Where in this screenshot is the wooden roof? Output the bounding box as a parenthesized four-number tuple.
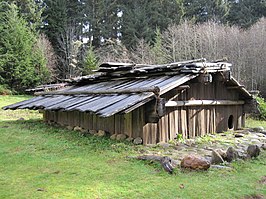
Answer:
(3, 59, 252, 116)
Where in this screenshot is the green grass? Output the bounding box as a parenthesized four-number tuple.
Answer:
(246, 117, 266, 129)
(0, 95, 266, 199)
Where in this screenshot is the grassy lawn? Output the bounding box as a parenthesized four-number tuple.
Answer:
(0, 95, 265, 199)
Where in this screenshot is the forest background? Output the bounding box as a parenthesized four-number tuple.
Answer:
(0, 0, 265, 97)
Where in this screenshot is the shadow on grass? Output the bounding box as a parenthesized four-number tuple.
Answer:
(0, 119, 134, 153)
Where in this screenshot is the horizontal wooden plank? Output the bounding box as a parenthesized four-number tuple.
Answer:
(165, 100, 245, 107)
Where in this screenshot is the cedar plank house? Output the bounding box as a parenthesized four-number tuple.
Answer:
(4, 59, 254, 144)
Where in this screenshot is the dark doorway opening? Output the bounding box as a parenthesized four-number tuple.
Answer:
(228, 115, 234, 130)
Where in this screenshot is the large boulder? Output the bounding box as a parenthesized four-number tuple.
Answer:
(181, 155, 210, 170)
(247, 145, 260, 158)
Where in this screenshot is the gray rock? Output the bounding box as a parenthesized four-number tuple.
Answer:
(247, 145, 260, 158)
(252, 127, 264, 132)
(116, 134, 127, 141)
(97, 130, 106, 137)
(110, 134, 117, 140)
(80, 128, 88, 134)
(211, 150, 225, 164)
(66, 126, 73, 130)
(89, 129, 97, 135)
(256, 133, 266, 137)
(250, 139, 262, 147)
(261, 143, 266, 150)
(226, 147, 238, 162)
(158, 142, 170, 148)
(126, 137, 134, 142)
(133, 137, 143, 145)
(260, 130, 266, 136)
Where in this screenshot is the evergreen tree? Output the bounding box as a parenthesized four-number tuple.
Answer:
(0, 3, 50, 91)
(226, 0, 266, 29)
(83, 44, 98, 75)
(183, 0, 230, 23)
(119, 0, 184, 48)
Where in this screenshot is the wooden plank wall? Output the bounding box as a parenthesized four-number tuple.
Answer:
(44, 107, 144, 138)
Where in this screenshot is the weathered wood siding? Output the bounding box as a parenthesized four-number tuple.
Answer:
(44, 107, 145, 138)
(43, 75, 245, 145)
(143, 76, 245, 144)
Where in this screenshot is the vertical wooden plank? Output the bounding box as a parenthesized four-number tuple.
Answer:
(132, 108, 143, 138)
(43, 111, 47, 122)
(93, 114, 98, 130)
(158, 115, 169, 142)
(114, 114, 121, 134)
(124, 112, 133, 137)
(169, 110, 177, 140)
(181, 108, 188, 139)
(143, 124, 149, 145)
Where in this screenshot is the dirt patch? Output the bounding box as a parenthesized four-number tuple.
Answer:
(242, 194, 265, 199)
(258, 176, 266, 185)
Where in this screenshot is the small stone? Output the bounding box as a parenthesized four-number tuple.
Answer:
(116, 134, 127, 141)
(262, 144, 266, 150)
(66, 126, 73, 130)
(211, 150, 225, 164)
(252, 127, 264, 132)
(97, 130, 106, 137)
(133, 137, 143, 145)
(226, 147, 238, 162)
(126, 137, 134, 142)
(17, 117, 25, 121)
(36, 188, 45, 191)
(80, 128, 88, 134)
(256, 133, 266, 137)
(110, 134, 117, 140)
(247, 145, 260, 158)
(260, 131, 266, 136)
(250, 139, 263, 147)
(181, 155, 210, 170)
(74, 126, 82, 131)
(158, 142, 170, 148)
(234, 133, 245, 138)
(210, 165, 233, 170)
(89, 129, 97, 135)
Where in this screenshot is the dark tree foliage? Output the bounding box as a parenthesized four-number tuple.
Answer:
(82, 0, 120, 47)
(183, 0, 230, 23)
(226, 0, 266, 29)
(119, 0, 184, 48)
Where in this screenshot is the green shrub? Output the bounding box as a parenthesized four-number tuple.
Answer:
(0, 85, 12, 95)
(256, 96, 266, 120)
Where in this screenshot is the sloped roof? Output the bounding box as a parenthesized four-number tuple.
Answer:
(4, 74, 197, 117)
(4, 59, 251, 117)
